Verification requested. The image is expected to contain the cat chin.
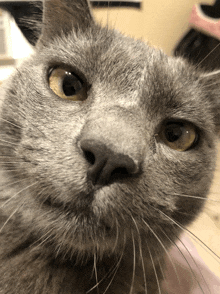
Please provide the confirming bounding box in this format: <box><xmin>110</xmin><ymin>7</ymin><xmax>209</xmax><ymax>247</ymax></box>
<box><xmin>20</xmin><ymin>195</ymin><xmax>126</xmax><ymax>257</ymax></box>
<box><xmin>19</xmin><ymin>181</ymin><xmax>171</xmax><ymax>260</ymax></box>
<box><xmin>69</xmin><ymin>237</ymin><xmax>124</xmax><ymax>259</ymax></box>
<box><xmin>44</xmin><ymin>222</ymin><xmax>129</xmax><ymax>262</ymax></box>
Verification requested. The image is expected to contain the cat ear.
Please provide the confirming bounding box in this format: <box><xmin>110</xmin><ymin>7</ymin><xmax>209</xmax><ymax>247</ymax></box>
<box><xmin>38</xmin><ymin>0</ymin><xmax>94</xmax><ymax>45</ymax></box>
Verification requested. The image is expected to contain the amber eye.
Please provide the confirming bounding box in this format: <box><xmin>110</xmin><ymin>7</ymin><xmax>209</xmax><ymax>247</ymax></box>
<box><xmin>48</xmin><ymin>68</ymin><xmax>87</xmax><ymax>101</ymax></box>
<box><xmin>159</xmin><ymin>121</ymin><xmax>198</xmax><ymax>151</ymax></box>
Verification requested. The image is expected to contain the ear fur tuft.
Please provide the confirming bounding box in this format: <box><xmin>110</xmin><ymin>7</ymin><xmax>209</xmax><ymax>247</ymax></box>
<box><xmin>39</xmin><ymin>0</ymin><xmax>94</xmax><ymax>45</ymax></box>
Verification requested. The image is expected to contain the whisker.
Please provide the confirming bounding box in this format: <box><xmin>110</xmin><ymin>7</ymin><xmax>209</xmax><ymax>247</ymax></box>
<box><xmin>32</xmin><ymin>229</ymin><xmax>55</xmax><ymax>252</ymax></box>
<box><xmin>0</xmin><ymin>178</ymin><xmax>27</xmax><ymax>189</ymax></box>
<box><xmin>151</xmin><ymin>206</ymin><xmax>220</xmax><ymax>264</ymax></box>
<box><xmin>31</xmin><ymin>226</ymin><xmax>55</xmax><ymax>250</ymax></box>
<box><xmin>101</xmin><ymin>256</ymin><xmax>121</xmax><ymax>294</ymax></box>
<box><xmin>201</xmin><ymin>69</ymin><xmax>220</xmax><ymax>78</ymax></box>
<box><xmin>0</xmin><ymin>118</ymin><xmax>21</xmax><ymax>129</ymax></box>
<box><xmin>26</xmin><ymin>119</ymin><xmax>54</xmax><ymax>143</ymax></box>
<box><xmin>157</xmin><ymin>258</ymin><xmax>167</xmax><ymax>293</ymax></box>
<box><xmin>93</xmin><ymin>252</ymin><xmax>100</xmax><ymax>294</ymax></box>
<box><xmin>151</xmin><ymin>206</ymin><xmax>220</xmax><ymax>263</ymax></box>
<box><xmin>86</xmin><ymin>233</ymin><xmax>126</xmax><ymax>294</ymax></box>
<box><xmin>86</xmin><ymin>257</ymin><xmax>119</xmax><ymax>294</ymax></box>
<box><xmin>0</xmin><ymin>181</ymin><xmax>38</xmax><ymax>209</ymax></box>
<box><xmin>101</xmin><ymin>233</ymin><xmax>126</xmax><ymax>294</ymax></box>
<box><xmin>0</xmin><ymin>202</ymin><xmax>25</xmax><ymax>233</ymax></box>
<box><xmin>195</xmin><ymin>43</ymin><xmax>220</xmax><ymax>69</ymax></box>
<box><xmin>176</xmin><ymin>234</ymin><xmax>211</xmax><ymax>294</ymax></box>
<box><xmin>202</xmin><ymin>81</ymin><xmax>220</xmax><ymax>88</ymax></box>
<box><xmin>159</xmin><ymin>227</ymin><xmax>206</xmax><ymax>294</ymax></box>
<box><xmin>0</xmin><ymin>139</ymin><xmax>18</xmax><ymax>146</ymax></box>
<box><xmin>142</xmin><ymin>219</ymin><xmax>180</xmax><ymax>286</ymax></box>
<box><xmin>112</xmin><ymin>218</ymin><xmax>119</xmax><ymax>252</ymax></box>
<box><xmin>180</xmin><ymin>225</ymin><xmax>220</xmax><ymax>263</ymax></box>
<box><xmin>55</xmin><ymin>231</ymin><xmax>69</xmax><ymax>260</ymax></box>
<box><xmin>172</xmin><ymin>193</ymin><xmax>220</xmax><ymax>203</ymax></box>
<box><xmin>139</xmin><ymin>242</ymin><xmax>148</xmax><ymax>294</ymax></box>
<box><xmin>129</xmin><ymin>230</ymin><xmax>136</xmax><ymax>294</ymax></box>
<box><xmin>130</xmin><ymin>215</ymin><xmax>147</xmax><ymax>294</ymax></box>
<box><xmin>0</xmin><ymin>169</ymin><xmax>28</xmax><ymax>174</ymax></box>
<box><xmin>146</xmin><ymin>242</ymin><xmax>162</xmax><ymax>294</ymax></box>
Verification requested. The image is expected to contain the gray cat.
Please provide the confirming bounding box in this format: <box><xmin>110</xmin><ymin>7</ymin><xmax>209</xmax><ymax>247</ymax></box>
<box><xmin>0</xmin><ymin>0</ymin><xmax>219</xmax><ymax>293</ymax></box>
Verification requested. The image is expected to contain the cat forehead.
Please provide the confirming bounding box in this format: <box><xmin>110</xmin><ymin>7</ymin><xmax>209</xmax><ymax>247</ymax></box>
<box><xmin>41</xmin><ymin>27</ymin><xmax>147</xmax><ymax>77</ymax></box>
<box><xmin>31</xmin><ymin>25</ymin><xmax>213</xmax><ymax>127</ymax></box>
<box><xmin>38</xmin><ymin>26</ymin><xmax>189</xmax><ymax>92</ymax></box>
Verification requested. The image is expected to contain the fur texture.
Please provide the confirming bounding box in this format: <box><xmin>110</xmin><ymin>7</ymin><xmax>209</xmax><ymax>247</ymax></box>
<box><xmin>0</xmin><ymin>0</ymin><xmax>220</xmax><ymax>293</ymax></box>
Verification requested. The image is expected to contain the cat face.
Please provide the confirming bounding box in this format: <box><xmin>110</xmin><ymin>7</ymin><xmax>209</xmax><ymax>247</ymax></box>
<box><xmin>0</xmin><ymin>0</ymin><xmax>220</xmax><ymax>261</ymax></box>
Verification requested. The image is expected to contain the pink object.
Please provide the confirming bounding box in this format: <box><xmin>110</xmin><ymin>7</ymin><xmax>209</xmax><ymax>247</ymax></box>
<box><xmin>189</xmin><ymin>4</ymin><xmax>220</xmax><ymax>40</ymax></box>
<box><xmin>162</xmin><ymin>234</ymin><xmax>220</xmax><ymax>293</ymax></box>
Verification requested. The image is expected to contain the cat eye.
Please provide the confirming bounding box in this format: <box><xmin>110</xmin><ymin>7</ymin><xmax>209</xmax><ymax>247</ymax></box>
<box><xmin>159</xmin><ymin>121</ymin><xmax>198</xmax><ymax>151</ymax></box>
<box><xmin>48</xmin><ymin>68</ymin><xmax>87</xmax><ymax>101</ymax></box>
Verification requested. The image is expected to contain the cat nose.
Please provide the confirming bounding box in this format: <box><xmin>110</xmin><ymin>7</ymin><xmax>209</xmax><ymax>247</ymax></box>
<box><xmin>80</xmin><ymin>139</ymin><xmax>138</xmax><ymax>187</ymax></box>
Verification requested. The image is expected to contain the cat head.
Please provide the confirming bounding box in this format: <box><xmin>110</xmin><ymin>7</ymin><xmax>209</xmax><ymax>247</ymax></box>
<box><xmin>1</xmin><ymin>0</ymin><xmax>220</xmax><ymax>260</ymax></box>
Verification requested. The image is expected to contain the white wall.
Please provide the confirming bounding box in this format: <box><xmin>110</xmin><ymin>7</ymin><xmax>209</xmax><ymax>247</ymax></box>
<box><xmin>0</xmin><ymin>11</ymin><xmax>33</xmax><ymax>81</ymax></box>
<box><xmin>93</xmin><ymin>0</ymin><xmax>214</xmax><ymax>55</ymax></box>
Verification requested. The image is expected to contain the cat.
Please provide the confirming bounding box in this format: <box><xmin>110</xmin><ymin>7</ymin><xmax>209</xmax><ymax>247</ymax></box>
<box><xmin>0</xmin><ymin>0</ymin><xmax>220</xmax><ymax>293</ymax></box>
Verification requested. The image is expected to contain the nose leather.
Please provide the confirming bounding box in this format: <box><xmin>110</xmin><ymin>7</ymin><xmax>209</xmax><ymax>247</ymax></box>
<box><xmin>80</xmin><ymin>139</ymin><xmax>138</xmax><ymax>186</ymax></box>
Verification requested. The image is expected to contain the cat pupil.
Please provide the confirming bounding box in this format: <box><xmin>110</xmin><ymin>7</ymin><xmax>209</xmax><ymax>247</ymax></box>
<box><xmin>62</xmin><ymin>72</ymin><xmax>82</xmax><ymax>96</ymax></box>
<box><xmin>165</xmin><ymin>124</ymin><xmax>182</xmax><ymax>142</ymax></box>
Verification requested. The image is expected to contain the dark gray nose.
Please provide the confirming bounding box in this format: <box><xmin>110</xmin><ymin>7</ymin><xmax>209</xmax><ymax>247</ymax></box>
<box><xmin>80</xmin><ymin>139</ymin><xmax>138</xmax><ymax>187</ymax></box>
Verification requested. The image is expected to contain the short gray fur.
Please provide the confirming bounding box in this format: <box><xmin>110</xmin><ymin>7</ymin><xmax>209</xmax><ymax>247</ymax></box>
<box><xmin>0</xmin><ymin>0</ymin><xmax>220</xmax><ymax>293</ymax></box>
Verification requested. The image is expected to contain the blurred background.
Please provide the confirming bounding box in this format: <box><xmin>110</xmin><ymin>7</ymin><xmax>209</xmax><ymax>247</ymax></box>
<box><xmin>0</xmin><ymin>0</ymin><xmax>219</xmax><ymax>280</ymax></box>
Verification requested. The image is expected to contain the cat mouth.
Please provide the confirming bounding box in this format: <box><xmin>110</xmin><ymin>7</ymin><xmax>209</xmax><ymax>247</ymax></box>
<box><xmin>42</xmin><ymin>191</ymin><xmax>95</xmax><ymax>216</ymax></box>
<box><xmin>41</xmin><ymin>190</ymin><xmax>119</xmax><ymax>242</ymax></box>
<box><xmin>41</xmin><ymin>184</ymin><xmax>114</xmax><ymax>215</ymax></box>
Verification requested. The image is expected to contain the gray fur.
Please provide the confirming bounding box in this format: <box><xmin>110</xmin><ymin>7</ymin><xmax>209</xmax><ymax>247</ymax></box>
<box><xmin>0</xmin><ymin>0</ymin><xmax>220</xmax><ymax>293</ymax></box>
